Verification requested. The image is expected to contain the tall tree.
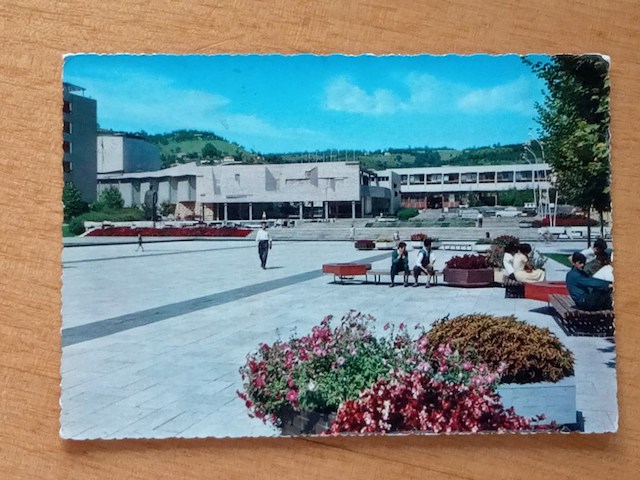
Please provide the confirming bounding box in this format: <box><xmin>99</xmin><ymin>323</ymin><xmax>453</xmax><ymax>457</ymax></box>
<box><xmin>62</xmin><ymin>182</ymin><xmax>88</xmax><ymax>220</ymax></box>
<box><xmin>527</xmin><ymin>55</ymin><xmax>611</xmax><ymax>244</ymax></box>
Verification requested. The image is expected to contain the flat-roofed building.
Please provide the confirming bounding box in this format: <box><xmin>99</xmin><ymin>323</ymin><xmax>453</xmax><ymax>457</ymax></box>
<box><xmin>376</xmin><ymin>164</ymin><xmax>552</xmax><ymax>209</ymax></box>
<box><xmin>97</xmin><ymin>133</ymin><xmax>161</xmax><ymax>174</ymax></box>
<box><xmin>97</xmin><ymin>161</ymin><xmax>399</xmax><ymax>220</ymax></box>
<box><xmin>63</xmin><ymin>83</ymin><xmax>98</xmax><ymax>202</ymax></box>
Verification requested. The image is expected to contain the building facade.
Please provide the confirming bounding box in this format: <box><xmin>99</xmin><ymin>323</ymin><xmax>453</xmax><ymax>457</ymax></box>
<box><xmin>97</xmin><ymin>133</ymin><xmax>161</xmax><ymax>174</ymax></box>
<box><xmin>98</xmin><ymin>161</ymin><xmax>398</xmax><ymax>220</ymax></box>
<box><xmin>377</xmin><ymin>164</ymin><xmax>552</xmax><ymax>209</ymax></box>
<box><xmin>63</xmin><ymin>83</ymin><xmax>98</xmax><ymax>202</ymax></box>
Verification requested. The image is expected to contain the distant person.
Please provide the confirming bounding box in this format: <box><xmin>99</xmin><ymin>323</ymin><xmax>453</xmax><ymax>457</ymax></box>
<box><xmin>502</xmin><ymin>241</ymin><xmax>519</xmax><ymax>280</ymax></box>
<box><xmin>350</xmin><ymin>224</ymin><xmax>355</xmax><ymax>241</ymax></box>
<box><xmin>566</xmin><ymin>252</ymin><xmax>613</xmax><ymax>310</ymax></box>
<box><xmin>255</xmin><ymin>222</ymin><xmax>272</xmax><ymax>269</ymax></box>
<box><xmin>393</xmin><ymin>230</ymin><xmax>400</xmax><ymax>244</ymax></box>
<box><xmin>412</xmin><ymin>239</ymin><xmax>434</xmax><ymax>288</ymax></box>
<box><xmin>390</xmin><ymin>241</ymin><xmax>410</xmax><ymax>287</ymax></box>
<box><xmin>135</xmin><ymin>233</ymin><xmax>144</xmax><ymax>252</ymax></box>
<box><xmin>477</xmin><ymin>211</ymin><xmax>483</xmax><ymax>228</ymax></box>
<box><xmin>513</xmin><ymin>243</ymin><xmax>545</xmax><ymax>283</ymax></box>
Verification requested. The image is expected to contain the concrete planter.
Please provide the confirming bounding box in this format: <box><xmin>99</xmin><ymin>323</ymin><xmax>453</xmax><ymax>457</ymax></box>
<box><xmin>443</xmin><ymin>267</ymin><xmax>494</xmax><ymax>286</ymax></box>
<box><xmin>473</xmin><ymin>243</ymin><xmax>492</xmax><ymax>253</ymax></box>
<box><xmin>411</xmin><ymin>241</ymin><xmax>425</xmax><ymax>249</ymax></box>
<box><xmin>497</xmin><ymin>376</ymin><xmax>577</xmax><ymax>427</ymax></box>
<box><xmin>375</xmin><ymin>241</ymin><xmax>395</xmax><ymax>250</ymax></box>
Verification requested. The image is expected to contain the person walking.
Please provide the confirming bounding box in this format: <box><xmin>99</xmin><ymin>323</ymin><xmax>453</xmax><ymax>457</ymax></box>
<box><xmin>350</xmin><ymin>223</ymin><xmax>356</xmax><ymax>241</ymax></box>
<box><xmin>477</xmin><ymin>211</ymin><xmax>483</xmax><ymax>228</ymax></box>
<box><xmin>255</xmin><ymin>222</ymin><xmax>272</xmax><ymax>269</ymax></box>
<box><xmin>135</xmin><ymin>233</ymin><xmax>144</xmax><ymax>252</ymax></box>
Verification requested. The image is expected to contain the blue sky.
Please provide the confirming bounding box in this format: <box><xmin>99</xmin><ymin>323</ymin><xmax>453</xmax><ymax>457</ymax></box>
<box><xmin>63</xmin><ymin>54</ymin><xmax>548</xmax><ymax>153</ymax></box>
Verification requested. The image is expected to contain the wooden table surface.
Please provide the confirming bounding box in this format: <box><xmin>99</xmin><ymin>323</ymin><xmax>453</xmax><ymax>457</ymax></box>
<box><xmin>1</xmin><ymin>1</ymin><xmax>639</xmax><ymax>478</ymax></box>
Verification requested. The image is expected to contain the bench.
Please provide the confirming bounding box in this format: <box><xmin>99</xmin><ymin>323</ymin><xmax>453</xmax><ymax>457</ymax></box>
<box><xmin>503</xmin><ymin>277</ymin><xmax>525</xmax><ymax>298</ymax></box>
<box><xmin>548</xmin><ymin>294</ymin><xmax>615</xmax><ymax>337</ymax></box>
<box><xmin>367</xmin><ymin>269</ymin><xmax>442</xmax><ymax>286</ymax></box>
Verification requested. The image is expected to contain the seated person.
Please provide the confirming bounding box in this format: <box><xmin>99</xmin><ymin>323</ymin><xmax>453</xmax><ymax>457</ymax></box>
<box><xmin>566</xmin><ymin>252</ymin><xmax>613</xmax><ymax>310</ymax></box>
<box><xmin>412</xmin><ymin>239</ymin><xmax>435</xmax><ymax>288</ymax></box>
<box><xmin>513</xmin><ymin>243</ymin><xmax>545</xmax><ymax>283</ymax></box>
<box><xmin>502</xmin><ymin>241</ymin><xmax>519</xmax><ymax>281</ymax></box>
<box><xmin>390</xmin><ymin>241</ymin><xmax>410</xmax><ymax>287</ymax></box>
<box><xmin>593</xmin><ymin>251</ymin><xmax>614</xmax><ymax>282</ymax></box>
<box><xmin>568</xmin><ymin>238</ymin><xmax>610</xmax><ymax>276</ymax></box>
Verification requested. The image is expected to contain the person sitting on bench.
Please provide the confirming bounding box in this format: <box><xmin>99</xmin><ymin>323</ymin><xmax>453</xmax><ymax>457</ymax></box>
<box><xmin>513</xmin><ymin>243</ymin><xmax>545</xmax><ymax>283</ymax></box>
<box><xmin>566</xmin><ymin>252</ymin><xmax>613</xmax><ymax>311</ymax></box>
<box><xmin>502</xmin><ymin>241</ymin><xmax>519</xmax><ymax>280</ymax></box>
<box><xmin>390</xmin><ymin>241</ymin><xmax>410</xmax><ymax>287</ymax></box>
<box><xmin>412</xmin><ymin>239</ymin><xmax>434</xmax><ymax>288</ymax></box>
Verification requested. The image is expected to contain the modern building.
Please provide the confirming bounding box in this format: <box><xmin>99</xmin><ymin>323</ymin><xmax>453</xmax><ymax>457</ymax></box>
<box><xmin>97</xmin><ymin>133</ymin><xmax>161</xmax><ymax>174</ymax></box>
<box><xmin>97</xmin><ymin>161</ymin><xmax>400</xmax><ymax>220</ymax></box>
<box><xmin>63</xmin><ymin>83</ymin><xmax>98</xmax><ymax>202</ymax></box>
<box><xmin>376</xmin><ymin>163</ymin><xmax>552</xmax><ymax>209</ymax></box>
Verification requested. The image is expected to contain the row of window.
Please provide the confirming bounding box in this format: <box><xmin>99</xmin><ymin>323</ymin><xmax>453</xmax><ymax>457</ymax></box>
<box><xmin>399</xmin><ymin>170</ymin><xmax>550</xmax><ymax>185</ymax></box>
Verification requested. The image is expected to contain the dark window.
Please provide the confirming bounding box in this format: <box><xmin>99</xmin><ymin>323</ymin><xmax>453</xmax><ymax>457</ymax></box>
<box><xmin>461</xmin><ymin>173</ymin><xmax>477</xmax><ymax>183</ymax></box>
<box><xmin>515</xmin><ymin>171</ymin><xmax>533</xmax><ymax>182</ymax></box>
<box><xmin>63</xmin><ymin>140</ymin><xmax>71</xmax><ymax>153</ymax></box>
<box><xmin>443</xmin><ymin>173</ymin><xmax>459</xmax><ymax>184</ymax></box>
<box><xmin>409</xmin><ymin>174</ymin><xmax>425</xmax><ymax>185</ymax></box>
<box><xmin>426</xmin><ymin>174</ymin><xmax>442</xmax><ymax>184</ymax></box>
<box><xmin>497</xmin><ymin>171</ymin><xmax>514</xmax><ymax>182</ymax></box>
<box><xmin>63</xmin><ymin>120</ymin><xmax>71</xmax><ymax>134</ymax></box>
<box><xmin>400</xmin><ymin>175</ymin><xmax>408</xmax><ymax>185</ymax></box>
<box><xmin>63</xmin><ymin>100</ymin><xmax>72</xmax><ymax>113</ymax></box>
<box><xmin>63</xmin><ymin>160</ymin><xmax>72</xmax><ymax>173</ymax></box>
<box><xmin>479</xmin><ymin>172</ymin><xmax>495</xmax><ymax>183</ymax></box>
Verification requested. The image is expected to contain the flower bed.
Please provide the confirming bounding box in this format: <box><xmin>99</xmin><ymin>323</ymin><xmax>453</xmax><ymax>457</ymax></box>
<box><xmin>443</xmin><ymin>254</ymin><xmax>494</xmax><ymax>286</ymax></box>
<box><xmin>237</xmin><ymin>311</ymin><xmax>555</xmax><ymax>435</ymax></box>
<box><xmin>86</xmin><ymin>226</ymin><xmax>252</xmax><ymax>237</ymax></box>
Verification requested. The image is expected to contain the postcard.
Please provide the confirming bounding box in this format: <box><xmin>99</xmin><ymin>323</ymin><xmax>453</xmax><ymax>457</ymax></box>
<box><xmin>61</xmin><ymin>53</ymin><xmax>615</xmax><ymax>438</ymax></box>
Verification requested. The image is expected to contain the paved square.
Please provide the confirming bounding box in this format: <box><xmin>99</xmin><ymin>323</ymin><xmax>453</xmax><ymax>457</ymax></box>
<box><xmin>61</xmin><ymin>239</ymin><xmax>617</xmax><ymax>438</ymax></box>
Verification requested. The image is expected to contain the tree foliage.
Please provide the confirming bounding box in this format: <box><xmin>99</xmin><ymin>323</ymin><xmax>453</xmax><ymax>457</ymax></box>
<box><xmin>62</xmin><ymin>182</ymin><xmax>88</xmax><ymax>220</ymax></box>
<box><xmin>93</xmin><ymin>185</ymin><xmax>125</xmax><ymax>211</ymax></box>
<box><xmin>527</xmin><ymin>55</ymin><xmax>611</xmax><ymax>214</ymax></box>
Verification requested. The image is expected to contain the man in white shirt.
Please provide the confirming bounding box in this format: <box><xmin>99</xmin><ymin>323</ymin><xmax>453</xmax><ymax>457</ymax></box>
<box><xmin>255</xmin><ymin>222</ymin><xmax>272</xmax><ymax>269</ymax></box>
<box><xmin>412</xmin><ymin>240</ymin><xmax>434</xmax><ymax>288</ymax></box>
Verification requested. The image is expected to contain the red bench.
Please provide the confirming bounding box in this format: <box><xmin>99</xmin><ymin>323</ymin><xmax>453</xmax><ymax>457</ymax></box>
<box><xmin>525</xmin><ymin>281</ymin><xmax>569</xmax><ymax>302</ymax></box>
<box><xmin>322</xmin><ymin>263</ymin><xmax>371</xmax><ymax>283</ymax></box>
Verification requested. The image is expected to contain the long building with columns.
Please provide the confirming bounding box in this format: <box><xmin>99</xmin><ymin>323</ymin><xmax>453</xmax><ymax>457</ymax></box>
<box><xmin>377</xmin><ymin>163</ymin><xmax>552</xmax><ymax>209</ymax></box>
<box><xmin>97</xmin><ymin>161</ymin><xmax>401</xmax><ymax>221</ymax></box>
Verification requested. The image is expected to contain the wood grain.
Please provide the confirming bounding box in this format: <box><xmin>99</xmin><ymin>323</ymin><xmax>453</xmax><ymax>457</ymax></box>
<box><xmin>1</xmin><ymin>1</ymin><xmax>639</xmax><ymax>478</ymax></box>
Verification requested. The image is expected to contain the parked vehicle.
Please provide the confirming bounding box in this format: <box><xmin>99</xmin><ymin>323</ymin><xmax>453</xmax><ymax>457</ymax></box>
<box><xmin>496</xmin><ymin>207</ymin><xmax>523</xmax><ymax>218</ymax></box>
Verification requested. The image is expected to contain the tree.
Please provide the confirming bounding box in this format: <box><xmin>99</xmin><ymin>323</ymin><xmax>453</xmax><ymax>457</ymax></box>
<box><xmin>93</xmin><ymin>185</ymin><xmax>125</xmax><ymax>211</ymax></box>
<box><xmin>201</xmin><ymin>142</ymin><xmax>219</xmax><ymax>158</ymax></box>
<box><xmin>62</xmin><ymin>182</ymin><xmax>88</xmax><ymax>220</ymax></box>
<box><xmin>527</xmin><ymin>55</ymin><xmax>611</xmax><ymax>244</ymax></box>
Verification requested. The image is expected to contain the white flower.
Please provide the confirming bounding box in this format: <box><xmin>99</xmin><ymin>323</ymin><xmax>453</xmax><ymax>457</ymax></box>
<box><xmin>308</xmin><ymin>380</ymin><xmax>317</xmax><ymax>391</ymax></box>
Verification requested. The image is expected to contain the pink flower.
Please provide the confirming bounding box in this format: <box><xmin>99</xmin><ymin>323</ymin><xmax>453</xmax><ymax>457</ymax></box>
<box><xmin>286</xmin><ymin>389</ymin><xmax>298</xmax><ymax>403</ymax></box>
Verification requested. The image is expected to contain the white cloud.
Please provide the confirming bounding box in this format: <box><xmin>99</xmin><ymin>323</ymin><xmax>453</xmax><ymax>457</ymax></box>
<box><xmin>324</xmin><ymin>77</ymin><xmax>402</xmax><ymax>115</ymax></box>
<box><xmin>322</xmin><ymin>74</ymin><xmax>537</xmax><ymax>117</ymax></box>
<box><xmin>456</xmin><ymin>77</ymin><xmax>534</xmax><ymax>114</ymax></box>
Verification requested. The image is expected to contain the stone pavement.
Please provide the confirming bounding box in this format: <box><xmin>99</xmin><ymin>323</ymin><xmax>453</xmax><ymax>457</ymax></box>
<box><xmin>60</xmin><ymin>239</ymin><xmax>617</xmax><ymax>438</ymax></box>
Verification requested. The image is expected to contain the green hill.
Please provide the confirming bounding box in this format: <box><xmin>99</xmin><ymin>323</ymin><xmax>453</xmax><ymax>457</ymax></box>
<box><xmin>144</xmin><ymin>130</ymin><xmax>258</xmax><ymax>168</ymax></box>
<box><xmin>131</xmin><ymin>129</ymin><xmax>532</xmax><ymax>170</ymax></box>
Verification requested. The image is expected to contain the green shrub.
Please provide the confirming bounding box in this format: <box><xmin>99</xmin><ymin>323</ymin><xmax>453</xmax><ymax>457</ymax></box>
<box><xmin>68</xmin><ymin>217</ymin><xmax>86</xmax><ymax>236</ymax></box>
<box><xmin>397</xmin><ymin>207</ymin><xmax>419</xmax><ymax>221</ymax></box>
<box><xmin>426</xmin><ymin>314</ymin><xmax>574</xmax><ymax>384</ymax></box>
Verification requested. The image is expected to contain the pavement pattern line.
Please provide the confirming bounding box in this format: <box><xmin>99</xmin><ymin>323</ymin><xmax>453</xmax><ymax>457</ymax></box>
<box><xmin>62</xmin><ymin>245</ymin><xmax>255</xmax><ymax>265</ymax></box>
<box><xmin>62</xmin><ymin>252</ymin><xmax>390</xmax><ymax>347</ymax></box>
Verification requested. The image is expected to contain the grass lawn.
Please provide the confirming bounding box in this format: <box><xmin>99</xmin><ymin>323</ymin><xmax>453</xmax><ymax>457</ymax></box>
<box><xmin>544</xmin><ymin>253</ymin><xmax>572</xmax><ymax>268</ymax></box>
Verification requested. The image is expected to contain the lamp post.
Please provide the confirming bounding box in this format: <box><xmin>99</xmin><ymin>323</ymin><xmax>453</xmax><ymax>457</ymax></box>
<box><xmin>524</xmin><ymin>138</ymin><xmax>546</xmax><ymax>218</ymax></box>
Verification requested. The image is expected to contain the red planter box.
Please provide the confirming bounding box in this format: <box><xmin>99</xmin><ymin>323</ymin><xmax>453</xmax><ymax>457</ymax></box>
<box><xmin>322</xmin><ymin>263</ymin><xmax>371</xmax><ymax>276</ymax></box>
<box><xmin>443</xmin><ymin>268</ymin><xmax>494</xmax><ymax>287</ymax></box>
<box><xmin>525</xmin><ymin>281</ymin><xmax>569</xmax><ymax>302</ymax></box>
